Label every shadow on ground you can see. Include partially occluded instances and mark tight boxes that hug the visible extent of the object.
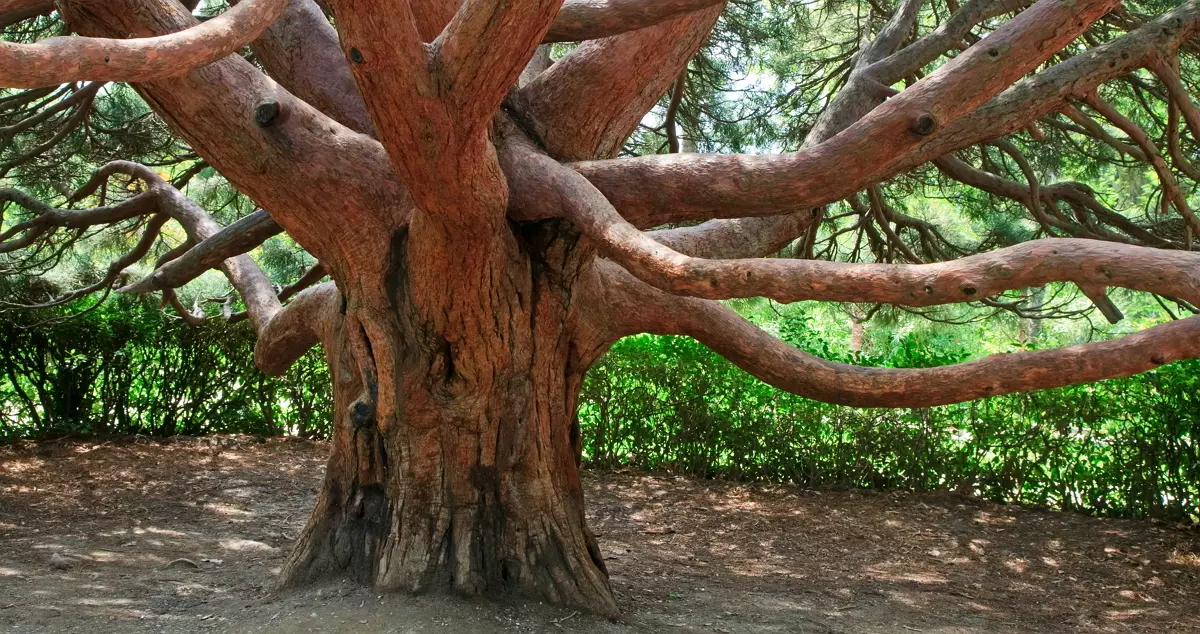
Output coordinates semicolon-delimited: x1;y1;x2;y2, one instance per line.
1;437;1197;633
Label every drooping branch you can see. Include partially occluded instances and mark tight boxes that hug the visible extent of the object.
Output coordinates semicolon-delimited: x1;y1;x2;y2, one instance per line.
118;209;283;295
0;81;103;146
62;0;408;278
229;262;327;324
0;0;289;88
57;160;284;332
933;154;1170;246
1084;93;1200;235
0;188;158;253
593;261;1200;408
504;131;1200;311
2;157;286;329
4;213;169;310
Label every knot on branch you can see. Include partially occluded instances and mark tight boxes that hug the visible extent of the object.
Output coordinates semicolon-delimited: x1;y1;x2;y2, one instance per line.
255;99;282;127
349;396;376;429
911;113;938;136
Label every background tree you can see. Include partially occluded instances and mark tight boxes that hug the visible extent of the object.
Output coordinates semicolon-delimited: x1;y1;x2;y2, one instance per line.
1;0;1198;617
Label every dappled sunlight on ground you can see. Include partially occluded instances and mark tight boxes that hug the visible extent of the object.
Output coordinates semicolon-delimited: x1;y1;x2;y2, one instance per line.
0;438;1197;633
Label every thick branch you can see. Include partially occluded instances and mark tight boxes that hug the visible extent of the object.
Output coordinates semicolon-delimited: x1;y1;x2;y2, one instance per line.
572;0;1123;225
595;262;1200;408
0;0;53;29
1149;56;1200;141
254;280;340;375
805;0;925;144
577;0;1199;230
436;0;566;125
514;3;724;161
0;0;289;88
505;132;1200;311
544;0;724;43
902;2;1200;174
240;0;373;135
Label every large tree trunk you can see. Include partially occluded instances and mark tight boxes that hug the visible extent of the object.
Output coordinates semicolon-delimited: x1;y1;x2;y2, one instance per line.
278;221;618;617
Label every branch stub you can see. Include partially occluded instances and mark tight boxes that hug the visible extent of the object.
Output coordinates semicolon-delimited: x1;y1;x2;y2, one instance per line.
255;99;282;127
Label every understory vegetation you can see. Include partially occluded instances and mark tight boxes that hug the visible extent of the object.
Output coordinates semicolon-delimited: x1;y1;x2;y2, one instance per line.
2;287;1195;524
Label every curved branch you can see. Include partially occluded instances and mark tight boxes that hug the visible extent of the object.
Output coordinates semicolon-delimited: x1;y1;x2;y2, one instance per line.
229;262;327;324
595;261;1200;408
504;135;1200;312
0;0;289;88
1149;56;1200;142
0;188;158;253
933;154;1168;246
76;161;283;333
0;0;53;29
118;209;283;294
61;0;407;276
254;280;340;375
5;214;169;310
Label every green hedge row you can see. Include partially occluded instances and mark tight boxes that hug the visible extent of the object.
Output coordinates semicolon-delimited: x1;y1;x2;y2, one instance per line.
0;295;329;439
1;298;1196;522
581;334;1199;522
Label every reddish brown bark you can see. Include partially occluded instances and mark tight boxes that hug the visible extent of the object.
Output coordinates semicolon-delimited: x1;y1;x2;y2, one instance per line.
3;0;1200;619
0;0;288;88
275;224;618;616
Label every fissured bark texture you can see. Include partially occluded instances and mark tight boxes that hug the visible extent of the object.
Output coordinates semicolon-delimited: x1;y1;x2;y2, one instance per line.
279;222;618;617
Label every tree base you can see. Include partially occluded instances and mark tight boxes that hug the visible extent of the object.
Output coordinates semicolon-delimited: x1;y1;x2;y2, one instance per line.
276;423;618;618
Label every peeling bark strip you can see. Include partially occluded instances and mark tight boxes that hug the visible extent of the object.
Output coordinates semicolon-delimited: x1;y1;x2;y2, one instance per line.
0;0;288;88
5;0;1200;618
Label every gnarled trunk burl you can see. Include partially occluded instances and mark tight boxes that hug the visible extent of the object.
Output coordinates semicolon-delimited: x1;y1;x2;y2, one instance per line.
279;223;617;616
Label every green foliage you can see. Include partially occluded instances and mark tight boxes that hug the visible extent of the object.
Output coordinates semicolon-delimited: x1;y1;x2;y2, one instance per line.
580;332;1200;524
0;284;330;440
1;291;1196;523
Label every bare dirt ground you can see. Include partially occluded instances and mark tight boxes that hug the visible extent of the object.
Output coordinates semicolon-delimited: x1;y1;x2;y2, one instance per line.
0;437;1197;634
